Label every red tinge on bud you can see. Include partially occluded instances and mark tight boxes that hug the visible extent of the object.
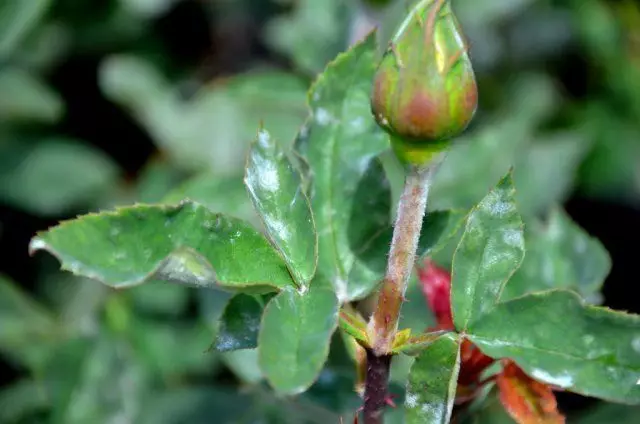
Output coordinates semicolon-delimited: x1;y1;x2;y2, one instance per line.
371;0;478;165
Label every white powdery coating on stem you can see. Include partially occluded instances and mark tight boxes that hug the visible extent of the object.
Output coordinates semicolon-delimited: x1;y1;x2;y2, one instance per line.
368;162;440;354
385;167;433;296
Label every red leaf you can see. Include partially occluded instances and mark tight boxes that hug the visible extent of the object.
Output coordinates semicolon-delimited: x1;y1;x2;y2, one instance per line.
418;259;454;329
496;361;565;424
458;339;494;386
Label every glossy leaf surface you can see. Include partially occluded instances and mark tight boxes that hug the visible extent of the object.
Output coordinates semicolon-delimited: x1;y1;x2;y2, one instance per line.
30;201;295;292
503;207;610;303
246;129;317;287
452;173;525;331
214;294;268;352
468;290;640;403
259;287;339;395
295;33;389;301
405;333;461;424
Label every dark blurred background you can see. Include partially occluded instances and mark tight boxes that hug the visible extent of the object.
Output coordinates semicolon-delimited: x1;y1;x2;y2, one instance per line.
1;0;639;423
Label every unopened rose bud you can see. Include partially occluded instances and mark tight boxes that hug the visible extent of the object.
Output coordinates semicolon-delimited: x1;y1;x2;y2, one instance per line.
371;0;477;165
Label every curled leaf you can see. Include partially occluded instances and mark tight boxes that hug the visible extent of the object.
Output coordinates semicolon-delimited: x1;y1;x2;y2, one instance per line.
496;361;565;424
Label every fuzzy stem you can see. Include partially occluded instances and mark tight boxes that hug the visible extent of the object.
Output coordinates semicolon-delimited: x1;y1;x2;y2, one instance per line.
362;160;440;424
367;163;437;356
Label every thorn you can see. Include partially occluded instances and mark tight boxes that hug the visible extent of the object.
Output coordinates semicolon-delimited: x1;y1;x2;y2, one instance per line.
385;393;398;408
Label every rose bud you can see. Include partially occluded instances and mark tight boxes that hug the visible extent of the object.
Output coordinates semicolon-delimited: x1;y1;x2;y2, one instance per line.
371;0;478;165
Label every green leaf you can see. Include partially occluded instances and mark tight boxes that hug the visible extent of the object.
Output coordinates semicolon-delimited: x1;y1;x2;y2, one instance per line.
119;0;176;18
0;139;119;215
135;160;184;203
0;68;63;123
461;390;516;424
259;286;339;395
221;349;263;384
502;207;611;303
214;294;270;352
129;282;190;316
30;201;295;292
0;379;49;423
0;0;52;59
0;275;61;370
352;208;465;279
246;129;317;287
430;75;558;211
345;158;392;299
45;337;148;424
393;330;449;356
577;403;640;424
418;210;468;258
100;56;306;173
128;319;217;377
137;387;251;424
514;132;589;217
338;308;369;347
451;173;525;331
468;290;640;404
265;0;350;74
296;33;390;301
405;333;461;424
163;173;257;224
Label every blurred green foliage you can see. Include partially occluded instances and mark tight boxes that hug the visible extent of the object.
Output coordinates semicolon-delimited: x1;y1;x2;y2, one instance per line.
1;0;640;422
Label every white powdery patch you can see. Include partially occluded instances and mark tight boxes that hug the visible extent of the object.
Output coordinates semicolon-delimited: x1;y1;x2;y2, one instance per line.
405;393;419;408
28;238;47;252
257;129;271;148
260;161;280;192
315;108;335;126
632;335;640;353
334;276;348;303
502;228;524;248
349;116;366;132
531;369;573;388
266;219;290;242
490;200;512;217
